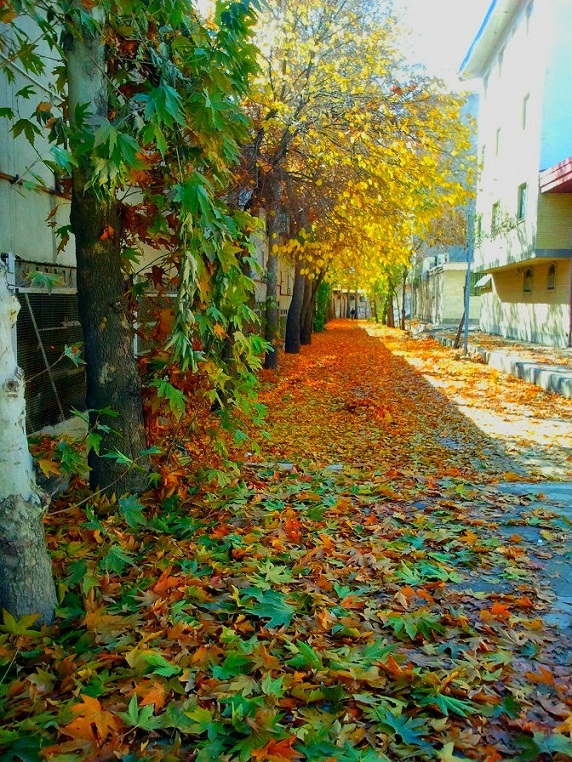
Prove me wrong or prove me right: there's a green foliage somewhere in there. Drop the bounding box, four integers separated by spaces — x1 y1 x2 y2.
1 0 267 461
313 280 331 332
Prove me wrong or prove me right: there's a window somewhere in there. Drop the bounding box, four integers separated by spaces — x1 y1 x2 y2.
470 271 492 295
491 201 501 232
517 183 527 221
523 268 533 293
522 94 529 129
495 127 501 157
547 263 556 291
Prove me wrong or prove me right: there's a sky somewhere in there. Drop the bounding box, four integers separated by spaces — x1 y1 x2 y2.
396 0 493 88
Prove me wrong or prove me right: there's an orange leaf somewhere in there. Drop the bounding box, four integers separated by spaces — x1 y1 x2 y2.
525 666 555 686
251 737 304 762
481 602 512 622
63 694 121 742
138 680 167 711
99 225 115 241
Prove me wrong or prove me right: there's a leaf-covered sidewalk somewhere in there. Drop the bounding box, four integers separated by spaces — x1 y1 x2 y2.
2 321 572 761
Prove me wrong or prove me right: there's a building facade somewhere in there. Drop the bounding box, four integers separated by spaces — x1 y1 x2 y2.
460 0 572 347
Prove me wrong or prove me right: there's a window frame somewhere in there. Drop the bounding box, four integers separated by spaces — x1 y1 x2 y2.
523 267 533 293
517 183 527 221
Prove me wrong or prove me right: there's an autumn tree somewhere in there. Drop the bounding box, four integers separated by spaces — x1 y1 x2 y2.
240 0 474 358
1 0 260 495
0 0 260 621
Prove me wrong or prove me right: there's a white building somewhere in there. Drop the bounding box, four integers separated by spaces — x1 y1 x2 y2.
460 0 572 347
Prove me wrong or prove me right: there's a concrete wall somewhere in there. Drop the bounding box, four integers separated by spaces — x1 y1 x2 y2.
0 17 75 268
415 265 481 325
479 260 571 347
537 194 572 251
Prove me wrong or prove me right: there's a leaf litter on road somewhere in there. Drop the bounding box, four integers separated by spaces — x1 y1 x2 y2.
1 320 572 761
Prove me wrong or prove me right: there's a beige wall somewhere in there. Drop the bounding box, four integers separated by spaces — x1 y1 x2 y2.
415 266 481 325
479 260 571 346
537 194 572 250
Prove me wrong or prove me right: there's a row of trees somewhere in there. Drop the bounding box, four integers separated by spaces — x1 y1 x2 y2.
0 0 474 623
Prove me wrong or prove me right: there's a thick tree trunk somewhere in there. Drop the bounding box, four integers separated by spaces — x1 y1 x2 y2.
300 275 314 345
264 248 279 369
263 193 281 370
400 268 407 331
0 265 57 625
67 7 148 495
386 291 395 327
284 265 305 354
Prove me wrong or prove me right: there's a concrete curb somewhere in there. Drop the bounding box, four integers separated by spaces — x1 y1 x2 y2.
431 334 572 399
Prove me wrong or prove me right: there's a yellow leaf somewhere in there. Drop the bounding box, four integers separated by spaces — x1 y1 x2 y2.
38 459 60 478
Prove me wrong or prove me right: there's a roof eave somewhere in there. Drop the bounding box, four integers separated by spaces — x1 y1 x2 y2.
458 0 522 81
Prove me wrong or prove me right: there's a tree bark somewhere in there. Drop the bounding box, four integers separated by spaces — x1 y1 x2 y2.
300 275 315 345
386 291 395 327
400 267 407 331
67 6 149 495
0 264 57 625
263 184 282 370
284 264 305 354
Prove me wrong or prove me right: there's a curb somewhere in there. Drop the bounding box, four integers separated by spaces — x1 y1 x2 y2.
431 334 572 399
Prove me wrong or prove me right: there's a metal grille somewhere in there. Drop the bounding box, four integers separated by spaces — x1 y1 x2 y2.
17 293 86 432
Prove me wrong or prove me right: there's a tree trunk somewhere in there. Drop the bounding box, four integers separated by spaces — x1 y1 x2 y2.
264 245 279 369
284 264 304 354
67 6 149 495
300 276 314 345
0 264 57 625
261 174 283 371
386 291 395 327
400 267 407 331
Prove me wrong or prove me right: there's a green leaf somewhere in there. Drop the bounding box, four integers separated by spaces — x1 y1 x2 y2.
517 732 572 760
417 692 475 717
371 707 431 750
150 379 186 419
241 587 296 628
492 694 521 718
118 495 147 527
63 343 85 366
1 735 44 762
50 145 77 172
140 650 181 677
11 117 40 145
260 672 284 698
26 271 63 293
118 694 162 730
286 641 323 670
100 544 135 575
212 651 252 679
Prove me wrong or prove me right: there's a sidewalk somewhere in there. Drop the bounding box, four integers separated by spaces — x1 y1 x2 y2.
425 325 572 399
